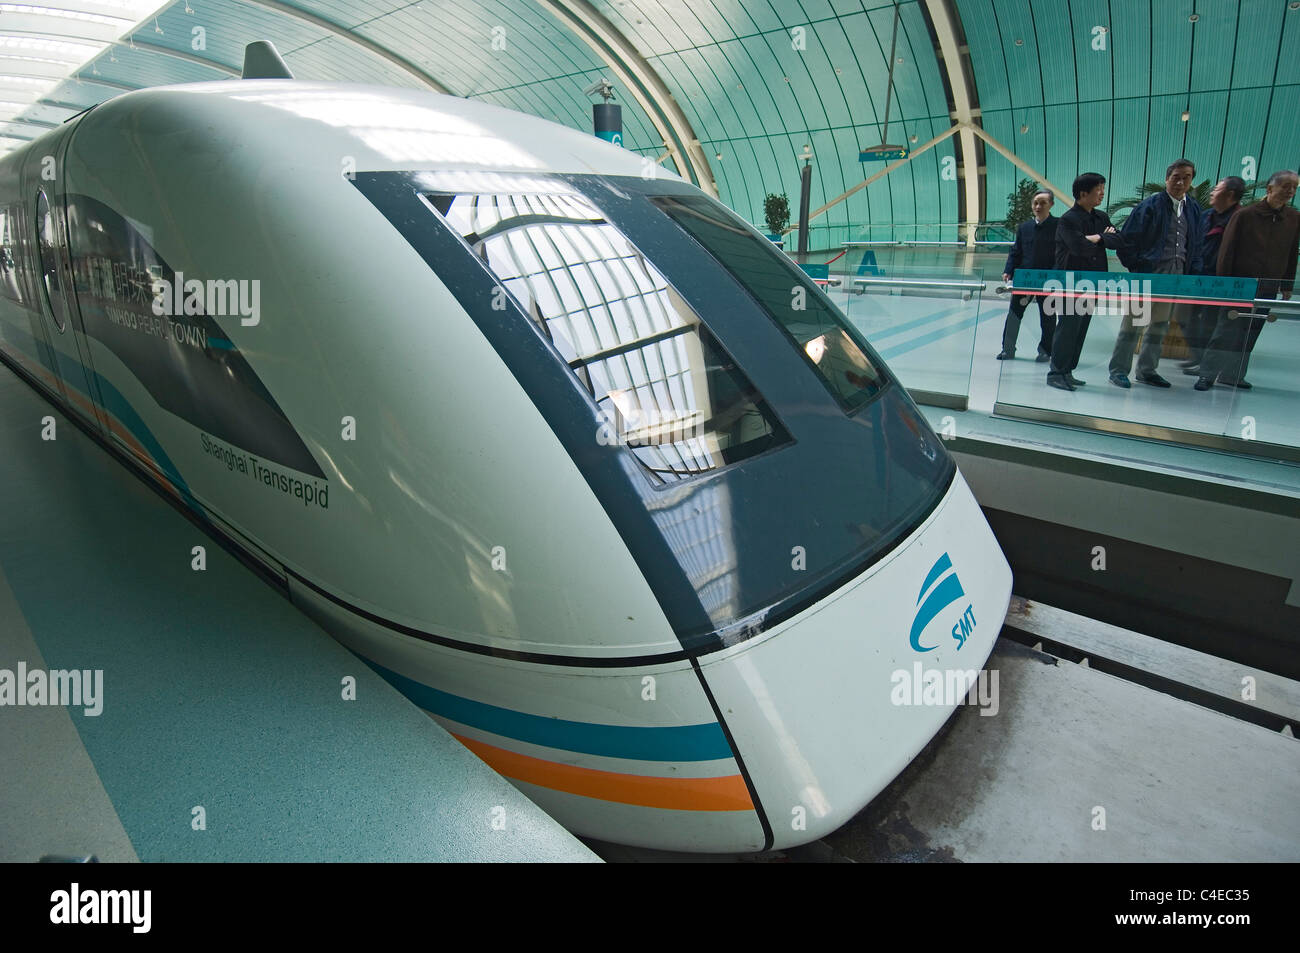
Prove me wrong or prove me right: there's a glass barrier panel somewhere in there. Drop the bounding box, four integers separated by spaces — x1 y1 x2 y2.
1212 302 1298 455
992 269 1299 464
823 265 985 409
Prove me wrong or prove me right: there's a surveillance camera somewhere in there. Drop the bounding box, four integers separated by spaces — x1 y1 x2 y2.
583 79 615 101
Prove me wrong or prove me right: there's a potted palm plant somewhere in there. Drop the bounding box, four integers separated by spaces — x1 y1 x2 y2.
764 193 790 248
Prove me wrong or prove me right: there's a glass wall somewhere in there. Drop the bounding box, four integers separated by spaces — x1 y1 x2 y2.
992 275 1300 465
823 258 989 410
810 243 1299 467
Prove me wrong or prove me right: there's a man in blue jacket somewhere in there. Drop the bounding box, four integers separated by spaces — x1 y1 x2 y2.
1108 159 1205 388
997 189 1058 361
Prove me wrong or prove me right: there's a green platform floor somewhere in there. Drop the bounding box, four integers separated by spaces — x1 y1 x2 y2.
0 365 597 863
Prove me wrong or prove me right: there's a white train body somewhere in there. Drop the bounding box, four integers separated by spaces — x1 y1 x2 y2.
0 80 1011 851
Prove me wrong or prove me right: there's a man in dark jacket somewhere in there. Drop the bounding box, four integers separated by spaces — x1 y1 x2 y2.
997 190 1058 361
1181 176 1246 373
1108 159 1204 389
1196 170 1300 391
1046 172 1124 391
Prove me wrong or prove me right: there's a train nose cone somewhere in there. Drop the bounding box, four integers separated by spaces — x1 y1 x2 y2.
696 472 1011 849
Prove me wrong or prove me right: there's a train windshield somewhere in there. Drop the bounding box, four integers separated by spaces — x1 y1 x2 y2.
426 191 790 484
649 194 884 413
355 169 951 651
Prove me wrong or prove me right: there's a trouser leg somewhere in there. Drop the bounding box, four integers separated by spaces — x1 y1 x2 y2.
1037 301 1056 354
1245 314 1267 353
1069 310 1092 372
1219 280 1277 383
1001 295 1028 354
1109 312 1140 376
1199 307 1245 382
1049 312 1077 376
1223 315 1268 383
1135 300 1176 377
1185 304 1213 363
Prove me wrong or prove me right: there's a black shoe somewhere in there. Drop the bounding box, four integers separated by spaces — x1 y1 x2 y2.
1136 372 1171 388
1036 350 1051 363
996 350 1015 360
1178 358 1199 368
1067 374 1086 387
1109 373 1131 388
1193 377 1213 391
1219 379 1252 390
1182 364 1201 376
1047 374 1075 392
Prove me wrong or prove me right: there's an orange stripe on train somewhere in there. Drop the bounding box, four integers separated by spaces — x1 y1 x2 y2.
453 733 754 812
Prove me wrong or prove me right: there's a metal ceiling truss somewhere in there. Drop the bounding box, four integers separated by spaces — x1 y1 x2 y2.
794 120 1066 234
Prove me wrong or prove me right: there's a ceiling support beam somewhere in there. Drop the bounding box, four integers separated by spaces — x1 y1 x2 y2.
235 0 455 94
0 115 57 130
967 123 1070 208
59 77 140 98
108 37 239 76
536 0 717 196
0 28 239 76
789 121 1069 234
923 0 981 247
786 124 962 232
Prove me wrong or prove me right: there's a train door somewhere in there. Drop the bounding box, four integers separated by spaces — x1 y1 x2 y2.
28 148 105 431
0 201 60 383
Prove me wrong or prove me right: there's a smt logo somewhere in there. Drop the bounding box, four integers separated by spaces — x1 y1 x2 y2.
50 883 151 933
909 552 976 653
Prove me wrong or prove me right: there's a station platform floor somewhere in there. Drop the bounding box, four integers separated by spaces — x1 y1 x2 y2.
0 364 597 863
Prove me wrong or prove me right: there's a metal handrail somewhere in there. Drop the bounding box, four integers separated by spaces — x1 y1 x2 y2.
994 284 1300 317
1248 298 1300 314
851 276 987 292
840 223 1009 230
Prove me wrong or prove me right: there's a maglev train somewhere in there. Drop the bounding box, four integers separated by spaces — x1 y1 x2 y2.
0 53 1011 852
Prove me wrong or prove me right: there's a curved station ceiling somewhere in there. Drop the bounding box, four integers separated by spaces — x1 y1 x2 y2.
2 0 1297 249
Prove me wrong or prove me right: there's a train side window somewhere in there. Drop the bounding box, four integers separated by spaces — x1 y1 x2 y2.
34 190 66 332
425 190 791 485
0 207 17 303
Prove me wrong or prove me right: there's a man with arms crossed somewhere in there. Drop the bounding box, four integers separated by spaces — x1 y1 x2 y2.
1047 173 1124 392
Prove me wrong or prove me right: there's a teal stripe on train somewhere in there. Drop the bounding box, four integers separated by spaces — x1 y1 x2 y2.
364 657 734 762
0 321 196 505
